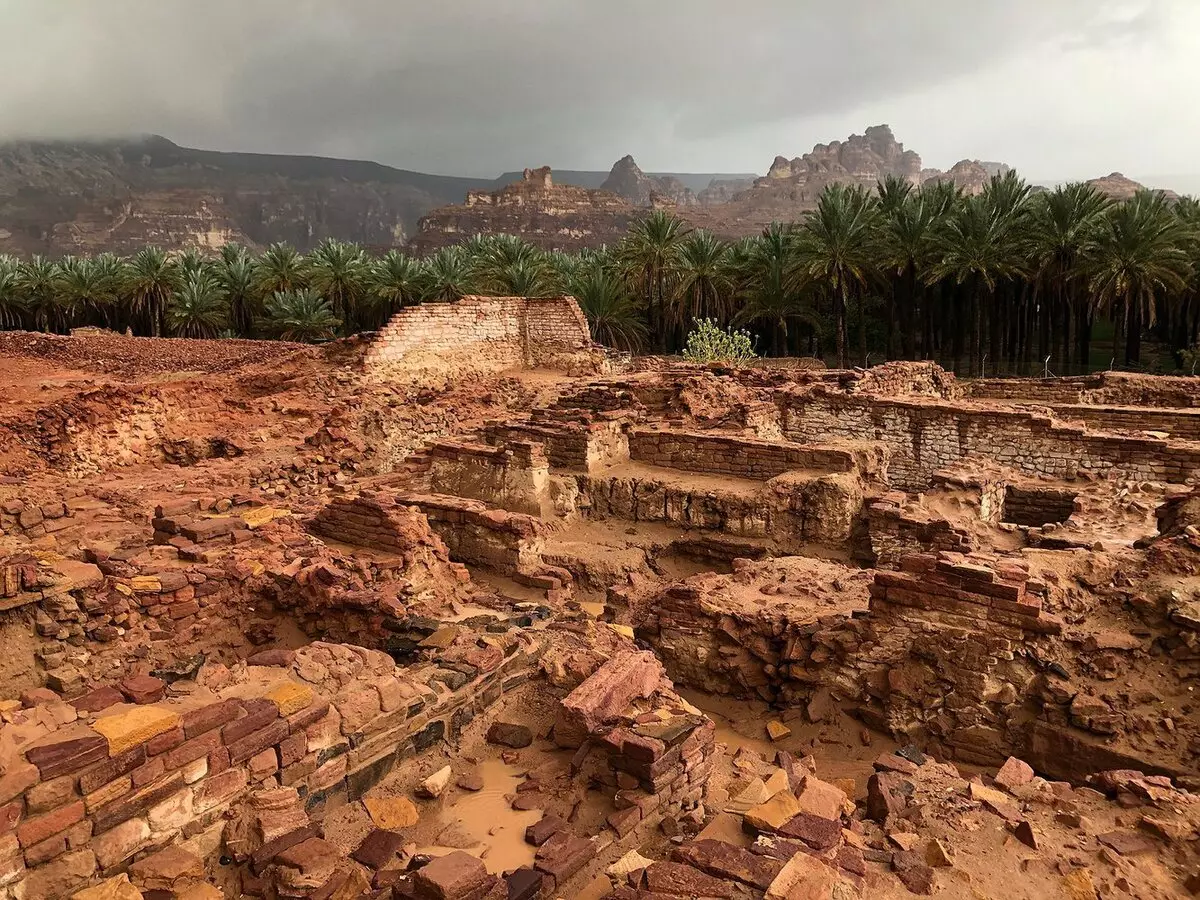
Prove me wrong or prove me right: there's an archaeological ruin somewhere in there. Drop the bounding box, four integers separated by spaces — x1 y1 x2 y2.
0 295 1197 899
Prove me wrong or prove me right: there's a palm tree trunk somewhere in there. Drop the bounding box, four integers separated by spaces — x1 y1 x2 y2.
1125 292 1142 365
971 280 983 377
835 283 848 368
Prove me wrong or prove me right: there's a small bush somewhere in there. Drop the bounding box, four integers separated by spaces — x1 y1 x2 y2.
681 318 757 363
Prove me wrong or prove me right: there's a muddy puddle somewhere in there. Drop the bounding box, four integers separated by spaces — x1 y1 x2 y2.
418 759 539 874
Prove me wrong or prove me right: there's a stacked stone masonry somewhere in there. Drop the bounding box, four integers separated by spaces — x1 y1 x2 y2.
364 296 592 376
0 639 542 895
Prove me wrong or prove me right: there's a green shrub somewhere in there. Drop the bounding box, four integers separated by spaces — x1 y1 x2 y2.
681 318 757 363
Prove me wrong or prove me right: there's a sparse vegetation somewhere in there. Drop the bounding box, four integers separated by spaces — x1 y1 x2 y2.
0 177 1198 373
681 318 757 363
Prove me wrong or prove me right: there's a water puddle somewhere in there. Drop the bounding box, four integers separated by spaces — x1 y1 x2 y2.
419 759 539 874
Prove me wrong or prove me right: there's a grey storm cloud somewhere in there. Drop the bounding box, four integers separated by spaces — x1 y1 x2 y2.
0 0 1194 183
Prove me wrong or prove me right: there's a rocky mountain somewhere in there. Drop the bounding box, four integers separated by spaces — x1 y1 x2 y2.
409 166 640 254
600 155 695 206
1086 171 1179 201
0 135 495 255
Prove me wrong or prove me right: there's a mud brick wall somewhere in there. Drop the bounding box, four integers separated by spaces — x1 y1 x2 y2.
364 295 590 375
627 429 884 481
426 440 550 516
1045 405 1200 442
1001 486 1078 527
308 490 453 559
581 468 865 549
969 372 1200 408
862 499 973 568
391 493 546 575
782 393 1200 490
485 416 629 474
0 639 541 897
859 553 1060 765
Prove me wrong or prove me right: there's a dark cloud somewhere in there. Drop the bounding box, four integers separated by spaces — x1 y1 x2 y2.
0 0 1192 180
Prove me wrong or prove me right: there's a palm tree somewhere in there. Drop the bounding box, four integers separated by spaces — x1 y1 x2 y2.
470 235 563 296
1087 189 1193 365
617 210 689 350
215 249 258 338
419 247 476 303
570 263 646 350
175 249 209 283
733 225 820 357
368 250 422 325
167 273 229 338
16 256 66 332
56 256 120 328
307 238 368 333
1026 183 1112 371
260 289 342 342
0 257 26 329
124 247 181 336
795 183 881 367
671 230 734 329
927 190 1028 375
880 188 939 359
254 243 307 298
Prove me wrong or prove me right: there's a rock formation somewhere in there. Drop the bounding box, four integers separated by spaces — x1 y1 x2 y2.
1085 171 1182 201
919 158 994 195
600 156 695 207
0 135 494 255
410 167 641 253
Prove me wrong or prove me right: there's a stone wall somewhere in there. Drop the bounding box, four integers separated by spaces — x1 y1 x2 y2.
364 296 591 379
1001 486 1078 527
484 415 629 474
0 638 542 898
628 428 887 482
968 372 1200 408
392 493 546 575
781 392 1200 490
426 440 551 516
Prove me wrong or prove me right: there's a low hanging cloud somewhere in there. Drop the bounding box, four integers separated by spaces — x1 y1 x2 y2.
0 0 1192 182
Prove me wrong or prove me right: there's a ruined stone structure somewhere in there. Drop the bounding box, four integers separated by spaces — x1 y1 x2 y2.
0 327 1198 898
364 295 596 383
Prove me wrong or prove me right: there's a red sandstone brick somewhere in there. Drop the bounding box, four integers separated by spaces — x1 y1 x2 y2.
162 729 221 771
25 733 108 780
131 757 165 790
16 800 83 848
221 699 279 745
181 699 243 740
228 720 289 766
145 726 185 757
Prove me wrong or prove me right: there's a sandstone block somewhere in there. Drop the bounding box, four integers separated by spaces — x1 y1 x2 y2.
93 706 182 756
92 817 150 868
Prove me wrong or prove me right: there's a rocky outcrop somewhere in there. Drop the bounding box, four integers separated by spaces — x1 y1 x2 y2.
410 167 641 253
0 135 493 255
920 159 993 195
601 156 695 207
1086 171 1179 201
763 125 922 185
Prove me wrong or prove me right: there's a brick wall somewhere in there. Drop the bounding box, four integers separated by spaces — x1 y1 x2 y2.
364 296 591 377
425 440 550 516
0 638 541 896
628 428 886 482
782 393 1200 490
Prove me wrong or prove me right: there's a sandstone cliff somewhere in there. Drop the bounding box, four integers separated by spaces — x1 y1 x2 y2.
410 167 641 253
0 135 494 255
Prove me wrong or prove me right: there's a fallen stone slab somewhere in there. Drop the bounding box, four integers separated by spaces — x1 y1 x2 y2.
671 839 785 889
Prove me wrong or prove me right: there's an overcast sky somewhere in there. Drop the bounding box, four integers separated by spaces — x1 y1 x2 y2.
0 0 1195 185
